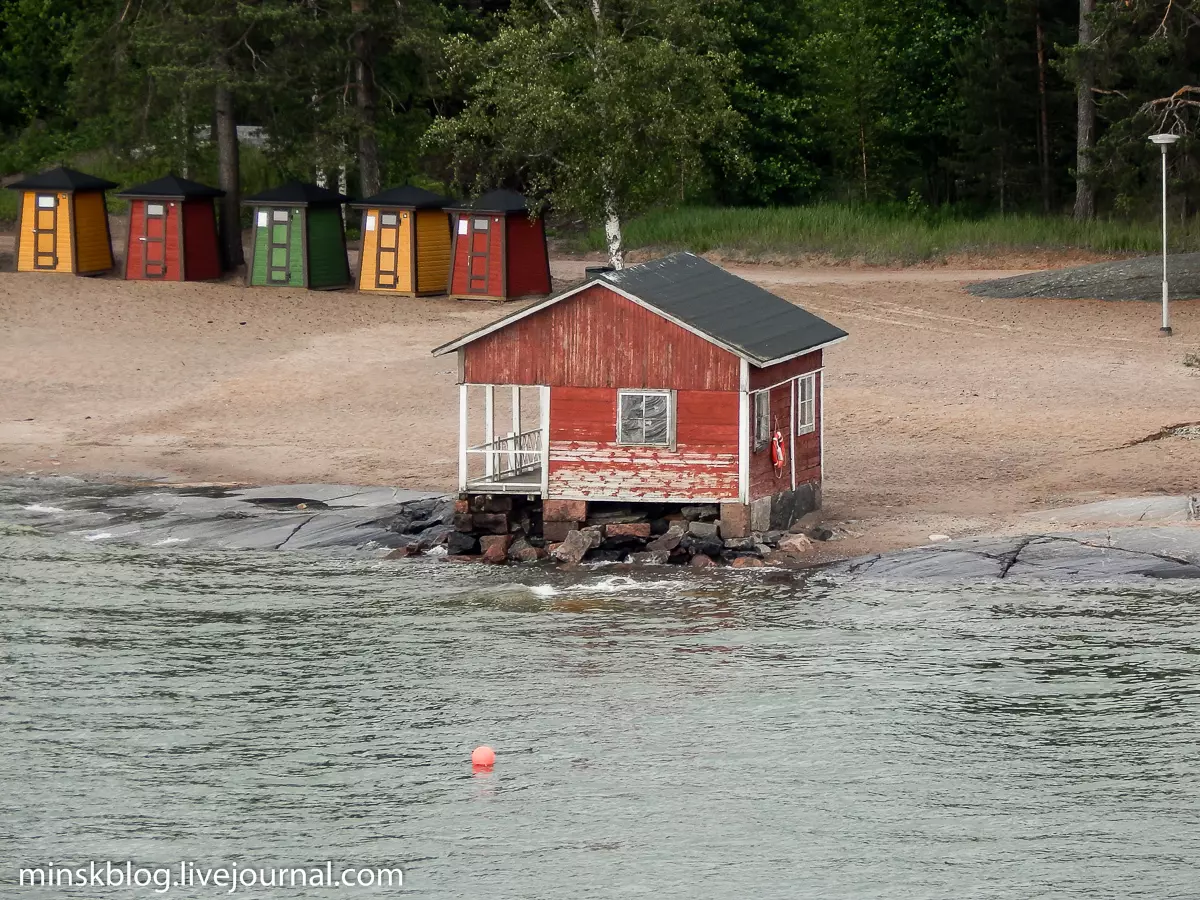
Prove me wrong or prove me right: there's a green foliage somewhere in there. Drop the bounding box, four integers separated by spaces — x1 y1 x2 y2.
424 0 744 229
572 203 1198 264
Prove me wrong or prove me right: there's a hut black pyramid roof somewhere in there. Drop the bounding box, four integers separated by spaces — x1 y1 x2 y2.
434 252 848 366
6 166 118 192
117 174 225 199
446 188 530 214
242 181 348 206
352 185 449 209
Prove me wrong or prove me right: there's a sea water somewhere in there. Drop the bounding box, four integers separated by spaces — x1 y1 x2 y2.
2 516 1200 898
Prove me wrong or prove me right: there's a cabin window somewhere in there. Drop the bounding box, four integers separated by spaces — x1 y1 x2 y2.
796 374 816 435
272 209 290 222
617 390 674 447
753 390 771 451
473 217 489 231
37 194 56 209
381 213 398 227
146 203 165 217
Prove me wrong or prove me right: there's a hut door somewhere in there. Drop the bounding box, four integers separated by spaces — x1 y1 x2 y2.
467 216 491 292
142 202 167 278
375 212 399 289
32 194 58 270
268 209 293 283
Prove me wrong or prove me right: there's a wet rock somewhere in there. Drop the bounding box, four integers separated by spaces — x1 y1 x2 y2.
731 556 765 568
447 531 479 555
415 524 453 550
506 536 532 560
606 522 651 540
513 545 548 563
627 549 670 565
385 546 417 559
648 525 685 552
682 504 719 521
763 530 786 546
588 549 626 563
543 520 579 542
472 513 509 535
723 537 757 551
649 518 670 535
551 527 602 564
688 521 720 539
453 512 475 532
480 534 511 564
689 553 717 568
777 533 814 554
809 525 835 542
755 543 773 557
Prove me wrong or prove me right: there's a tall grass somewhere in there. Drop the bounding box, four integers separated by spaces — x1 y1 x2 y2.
577 205 1200 265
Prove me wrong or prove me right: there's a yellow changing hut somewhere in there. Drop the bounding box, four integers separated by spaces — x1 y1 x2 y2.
352 186 451 295
7 167 117 275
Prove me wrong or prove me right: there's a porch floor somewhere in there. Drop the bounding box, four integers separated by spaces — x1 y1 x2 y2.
467 467 543 494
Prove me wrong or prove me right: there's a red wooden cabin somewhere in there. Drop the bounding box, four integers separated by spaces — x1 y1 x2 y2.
117 174 224 281
432 253 848 536
445 189 551 301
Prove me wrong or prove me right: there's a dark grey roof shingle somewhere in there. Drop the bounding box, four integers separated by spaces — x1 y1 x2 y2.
599 253 847 364
242 181 347 206
117 174 224 199
352 185 449 209
445 189 530 214
6 167 118 192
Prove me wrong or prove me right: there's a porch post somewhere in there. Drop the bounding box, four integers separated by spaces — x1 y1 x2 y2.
458 383 468 492
511 385 521 474
738 360 750 504
540 385 550 498
789 377 797 489
484 384 495 477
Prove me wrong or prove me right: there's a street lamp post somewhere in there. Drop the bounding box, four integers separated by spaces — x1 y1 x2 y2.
1149 132 1180 335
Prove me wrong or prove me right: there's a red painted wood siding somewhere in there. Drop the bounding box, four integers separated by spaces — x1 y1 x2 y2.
124 199 181 281
748 370 822 500
463 285 741 391
182 199 222 280
749 349 822 390
450 213 505 297
504 216 551 298
548 386 740 501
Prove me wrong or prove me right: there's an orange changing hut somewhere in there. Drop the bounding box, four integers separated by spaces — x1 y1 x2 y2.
446 189 551 301
7 167 117 275
351 186 451 295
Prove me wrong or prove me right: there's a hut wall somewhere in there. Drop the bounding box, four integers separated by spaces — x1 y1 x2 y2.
250 208 305 286
125 200 182 281
546 386 741 502
393 211 414 292
72 191 113 273
17 191 73 273
449 213 504 297
305 206 350 289
503 216 551 298
461 285 740 391
414 210 451 294
747 353 823 501
182 199 222 280
357 208 379 289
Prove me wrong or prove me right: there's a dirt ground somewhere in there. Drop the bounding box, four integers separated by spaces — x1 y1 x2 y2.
2 250 1198 560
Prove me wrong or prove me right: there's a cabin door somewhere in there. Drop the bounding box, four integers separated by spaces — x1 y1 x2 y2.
32 193 58 269
375 211 400 289
142 202 168 278
467 215 491 293
267 208 293 284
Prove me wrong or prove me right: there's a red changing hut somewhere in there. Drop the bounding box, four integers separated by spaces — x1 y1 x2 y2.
446 189 551 301
117 174 224 281
432 253 848 538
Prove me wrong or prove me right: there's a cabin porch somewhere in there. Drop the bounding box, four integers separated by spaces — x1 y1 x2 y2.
458 383 549 495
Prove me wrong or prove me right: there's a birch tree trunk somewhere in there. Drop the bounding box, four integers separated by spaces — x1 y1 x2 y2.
215 72 243 270
604 193 623 269
1073 0 1096 220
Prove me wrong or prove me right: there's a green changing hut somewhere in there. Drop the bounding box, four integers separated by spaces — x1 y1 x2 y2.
243 182 351 289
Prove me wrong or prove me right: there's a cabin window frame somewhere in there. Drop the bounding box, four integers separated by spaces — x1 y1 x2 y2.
796 374 816 435
753 389 772 451
616 389 676 450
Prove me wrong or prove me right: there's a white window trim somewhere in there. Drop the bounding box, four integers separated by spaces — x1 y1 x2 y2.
752 389 771 451
796 373 816 435
616 389 676 449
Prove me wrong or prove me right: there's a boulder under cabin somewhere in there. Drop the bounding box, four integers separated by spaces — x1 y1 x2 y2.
431 253 848 539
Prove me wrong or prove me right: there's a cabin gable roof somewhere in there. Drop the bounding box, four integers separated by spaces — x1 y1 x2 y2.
432 252 848 367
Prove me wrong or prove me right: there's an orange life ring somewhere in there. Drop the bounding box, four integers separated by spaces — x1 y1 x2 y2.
771 430 786 475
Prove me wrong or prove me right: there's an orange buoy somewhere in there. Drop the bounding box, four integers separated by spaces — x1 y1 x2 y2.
471 745 496 769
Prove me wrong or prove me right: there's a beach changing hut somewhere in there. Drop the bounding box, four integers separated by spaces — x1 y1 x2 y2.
433 253 848 537
7 167 116 275
117 174 224 281
446 189 551 301
352 186 452 296
243 182 351 289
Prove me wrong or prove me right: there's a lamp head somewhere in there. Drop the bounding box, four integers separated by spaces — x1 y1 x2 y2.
1150 133 1180 146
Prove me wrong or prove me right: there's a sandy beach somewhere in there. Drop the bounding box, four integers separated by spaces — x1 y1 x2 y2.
2 247 1198 560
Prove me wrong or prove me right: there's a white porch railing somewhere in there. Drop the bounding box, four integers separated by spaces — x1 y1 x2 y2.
465 428 544 491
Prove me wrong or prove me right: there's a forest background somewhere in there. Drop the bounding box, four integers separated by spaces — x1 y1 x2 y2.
2 0 1199 265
